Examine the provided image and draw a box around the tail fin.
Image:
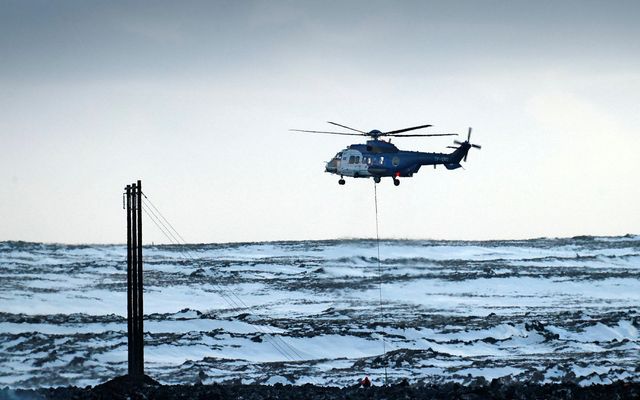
[449,145,469,164]
[447,127,480,164]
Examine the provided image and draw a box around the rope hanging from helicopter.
[137,192,313,370]
[286,121,482,385]
[373,182,389,386]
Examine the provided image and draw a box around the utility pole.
[125,180,144,380]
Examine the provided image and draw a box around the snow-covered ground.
[0,236,639,388]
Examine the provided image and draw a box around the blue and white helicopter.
[292,122,481,186]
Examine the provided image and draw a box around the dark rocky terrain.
[2,375,640,400]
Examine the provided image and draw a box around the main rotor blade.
[385,124,432,135]
[289,129,363,136]
[389,133,458,137]
[472,144,482,149]
[327,121,367,134]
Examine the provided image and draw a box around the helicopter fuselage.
[325,139,470,181]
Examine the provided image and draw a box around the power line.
[140,206,247,314]
[141,204,303,363]
[139,193,307,365]
[141,192,189,244]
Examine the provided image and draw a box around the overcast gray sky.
[1,1,639,244]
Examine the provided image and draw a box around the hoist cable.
[374,182,388,385]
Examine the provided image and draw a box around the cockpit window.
[349,155,356,164]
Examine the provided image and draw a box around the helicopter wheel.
[374,177,381,184]
[393,178,400,186]
[338,178,345,185]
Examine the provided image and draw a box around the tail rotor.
[452,127,482,162]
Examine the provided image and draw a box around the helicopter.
[291,122,481,186]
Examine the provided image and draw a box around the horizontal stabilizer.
[444,163,462,170]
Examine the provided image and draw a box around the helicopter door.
[341,150,367,177]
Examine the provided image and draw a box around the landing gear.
[393,178,400,186]
[373,177,381,184]
[338,178,345,185]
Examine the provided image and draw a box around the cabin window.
[379,156,384,165]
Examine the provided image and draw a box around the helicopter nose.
[325,159,338,173]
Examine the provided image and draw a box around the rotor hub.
[368,129,383,138]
